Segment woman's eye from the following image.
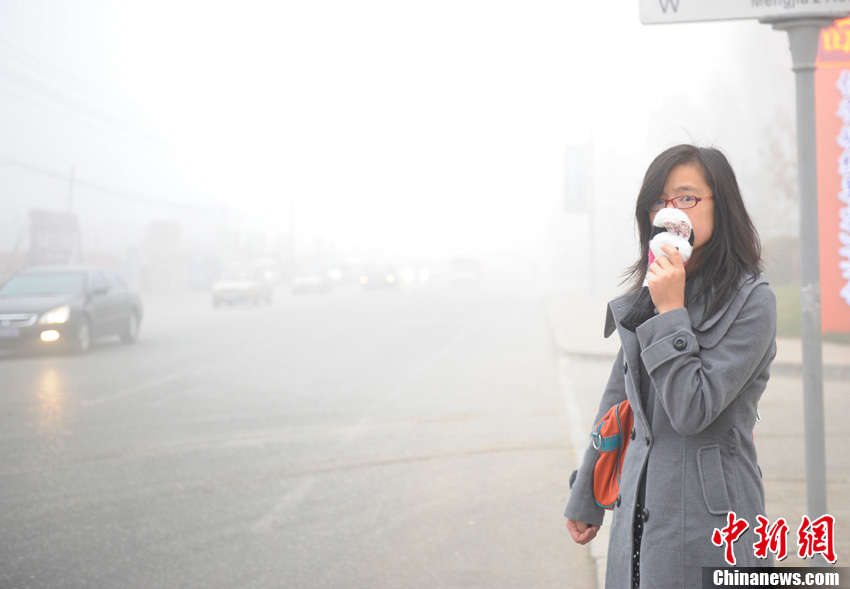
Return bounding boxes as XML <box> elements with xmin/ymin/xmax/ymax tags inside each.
<box><xmin>679</xmin><ymin>195</ymin><xmax>696</xmax><ymax>203</ymax></box>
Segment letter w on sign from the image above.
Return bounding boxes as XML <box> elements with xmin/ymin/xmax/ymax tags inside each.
<box><xmin>659</xmin><ymin>0</ymin><xmax>680</xmax><ymax>13</ymax></box>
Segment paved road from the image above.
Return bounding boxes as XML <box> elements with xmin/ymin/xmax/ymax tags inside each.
<box><xmin>0</xmin><ymin>278</ymin><xmax>595</xmax><ymax>588</ymax></box>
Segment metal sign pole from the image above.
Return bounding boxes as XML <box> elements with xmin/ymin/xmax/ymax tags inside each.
<box><xmin>761</xmin><ymin>15</ymin><xmax>834</xmax><ymax>537</ymax></box>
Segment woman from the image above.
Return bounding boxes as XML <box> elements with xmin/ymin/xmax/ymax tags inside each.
<box><xmin>563</xmin><ymin>144</ymin><xmax>777</xmax><ymax>588</ymax></box>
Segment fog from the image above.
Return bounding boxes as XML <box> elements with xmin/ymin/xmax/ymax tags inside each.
<box><xmin>0</xmin><ymin>1</ymin><xmax>795</xmax><ymax>293</ymax></box>
<box><xmin>4</xmin><ymin>4</ymin><xmax>842</xmax><ymax>587</ymax></box>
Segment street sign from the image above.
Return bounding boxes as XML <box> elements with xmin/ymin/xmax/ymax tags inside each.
<box><xmin>28</xmin><ymin>210</ymin><xmax>80</xmax><ymax>266</ymax></box>
<box><xmin>641</xmin><ymin>0</ymin><xmax>850</xmax><ymax>25</ymax></box>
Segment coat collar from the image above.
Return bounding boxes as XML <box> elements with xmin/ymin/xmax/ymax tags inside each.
<box><xmin>604</xmin><ymin>274</ymin><xmax>768</xmax><ymax>341</ymax></box>
<box><xmin>604</xmin><ymin>291</ymin><xmax>638</xmax><ymax>339</ymax></box>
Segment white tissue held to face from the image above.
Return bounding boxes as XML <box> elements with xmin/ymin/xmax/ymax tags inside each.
<box><xmin>649</xmin><ymin>208</ymin><xmax>694</xmax><ymax>265</ymax></box>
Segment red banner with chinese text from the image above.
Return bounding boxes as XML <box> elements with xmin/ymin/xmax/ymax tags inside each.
<box><xmin>816</xmin><ymin>19</ymin><xmax>850</xmax><ymax>334</ymax></box>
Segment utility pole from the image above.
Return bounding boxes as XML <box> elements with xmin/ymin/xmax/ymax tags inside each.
<box><xmin>761</xmin><ymin>16</ymin><xmax>836</xmax><ymax>560</ymax></box>
<box><xmin>289</xmin><ymin>200</ymin><xmax>297</xmax><ymax>273</ymax></box>
<box><xmin>68</xmin><ymin>165</ymin><xmax>75</xmax><ymax>212</ymax></box>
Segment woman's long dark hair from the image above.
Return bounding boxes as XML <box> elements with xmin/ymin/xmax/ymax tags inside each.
<box><xmin>623</xmin><ymin>144</ymin><xmax>763</xmax><ymax>322</ymax></box>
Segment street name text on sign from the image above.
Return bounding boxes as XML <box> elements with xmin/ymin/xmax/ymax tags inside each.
<box><xmin>641</xmin><ymin>0</ymin><xmax>850</xmax><ymax>25</ymax></box>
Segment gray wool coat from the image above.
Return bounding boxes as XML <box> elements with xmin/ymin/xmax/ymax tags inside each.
<box><xmin>564</xmin><ymin>275</ymin><xmax>777</xmax><ymax>588</ymax></box>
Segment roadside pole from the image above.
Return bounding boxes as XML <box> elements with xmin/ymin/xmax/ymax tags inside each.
<box><xmin>68</xmin><ymin>165</ymin><xmax>75</xmax><ymax>212</ymax></box>
<box><xmin>760</xmin><ymin>16</ymin><xmax>836</xmax><ymax>561</ymax></box>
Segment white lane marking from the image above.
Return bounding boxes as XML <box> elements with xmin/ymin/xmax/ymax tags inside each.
<box><xmin>559</xmin><ymin>356</ymin><xmax>591</xmax><ymax>462</ymax></box>
<box><xmin>252</xmin><ymin>477</ymin><xmax>317</xmax><ymax>532</ymax></box>
<box><xmin>80</xmin><ymin>372</ymin><xmax>191</xmax><ymax>407</ymax></box>
<box><xmin>432</xmin><ymin>313</ymin><xmax>487</xmax><ymax>361</ymax></box>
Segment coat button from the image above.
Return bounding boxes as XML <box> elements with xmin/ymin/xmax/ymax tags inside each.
<box><xmin>616</xmin><ymin>494</ymin><xmax>621</xmax><ymax>508</ymax></box>
<box><xmin>645</xmin><ymin>436</ymin><xmax>651</xmax><ymax>446</ymax></box>
<box><xmin>630</xmin><ymin>427</ymin><xmax>636</xmax><ymax>441</ymax></box>
<box><xmin>623</xmin><ymin>362</ymin><xmax>628</xmax><ymax>374</ymax></box>
<box><xmin>673</xmin><ymin>337</ymin><xmax>687</xmax><ymax>351</ymax></box>
<box><xmin>642</xmin><ymin>507</ymin><xmax>650</xmax><ymax>522</ymax></box>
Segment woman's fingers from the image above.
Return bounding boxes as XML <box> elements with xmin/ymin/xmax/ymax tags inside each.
<box><xmin>566</xmin><ymin>518</ymin><xmax>585</xmax><ymax>543</ymax></box>
<box><xmin>651</xmin><ymin>245</ymin><xmax>682</xmax><ymax>270</ymax></box>
<box><xmin>649</xmin><ymin>246</ymin><xmax>685</xmax><ymax>279</ymax></box>
<box><xmin>566</xmin><ymin>519</ymin><xmax>599</xmax><ymax>545</ymax></box>
<box><xmin>659</xmin><ymin>244</ymin><xmax>684</xmax><ymax>269</ymax></box>
<box><xmin>577</xmin><ymin>524</ymin><xmax>599</xmax><ymax>545</ymax></box>
<box><xmin>647</xmin><ymin>245</ymin><xmax>686</xmax><ymax>313</ymax></box>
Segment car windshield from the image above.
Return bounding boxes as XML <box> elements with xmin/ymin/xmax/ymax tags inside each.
<box><xmin>0</xmin><ymin>272</ymin><xmax>87</xmax><ymax>297</ymax></box>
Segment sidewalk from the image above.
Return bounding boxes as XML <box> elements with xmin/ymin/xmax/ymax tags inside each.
<box><xmin>548</xmin><ymin>290</ymin><xmax>850</xmax><ymax>585</ymax></box>
<box><xmin>546</xmin><ymin>290</ymin><xmax>850</xmax><ymax>378</ymax></box>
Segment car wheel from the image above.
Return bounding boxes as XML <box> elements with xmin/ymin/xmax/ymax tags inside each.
<box><xmin>70</xmin><ymin>318</ymin><xmax>91</xmax><ymax>354</ymax></box>
<box><xmin>120</xmin><ymin>313</ymin><xmax>140</xmax><ymax>344</ymax></box>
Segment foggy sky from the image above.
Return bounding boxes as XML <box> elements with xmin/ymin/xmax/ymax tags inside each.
<box><xmin>0</xmin><ymin>1</ymin><xmax>796</xmax><ymax>288</ymax></box>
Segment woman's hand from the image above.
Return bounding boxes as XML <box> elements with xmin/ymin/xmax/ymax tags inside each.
<box><xmin>566</xmin><ymin>518</ymin><xmax>600</xmax><ymax>545</ymax></box>
<box><xmin>647</xmin><ymin>244</ymin><xmax>686</xmax><ymax>314</ymax></box>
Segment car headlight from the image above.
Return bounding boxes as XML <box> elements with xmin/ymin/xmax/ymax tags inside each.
<box><xmin>39</xmin><ymin>306</ymin><xmax>70</xmax><ymax>325</ymax></box>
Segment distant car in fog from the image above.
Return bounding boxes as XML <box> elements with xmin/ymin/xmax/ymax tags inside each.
<box><xmin>358</xmin><ymin>266</ymin><xmax>399</xmax><ymax>289</ymax></box>
<box><xmin>291</xmin><ymin>270</ymin><xmax>332</xmax><ymax>295</ymax></box>
<box><xmin>212</xmin><ymin>265</ymin><xmax>273</xmax><ymax>307</ymax></box>
<box><xmin>0</xmin><ymin>266</ymin><xmax>143</xmax><ymax>353</ymax></box>
<box><xmin>398</xmin><ymin>264</ymin><xmax>431</xmax><ymax>285</ymax></box>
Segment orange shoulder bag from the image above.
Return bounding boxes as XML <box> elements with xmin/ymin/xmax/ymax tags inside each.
<box><xmin>591</xmin><ymin>400</ymin><xmax>633</xmax><ymax>510</ymax></box>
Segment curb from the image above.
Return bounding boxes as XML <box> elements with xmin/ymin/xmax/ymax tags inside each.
<box><xmin>544</xmin><ymin>291</ymin><xmax>850</xmax><ymax>382</ymax></box>
<box><xmin>554</xmin><ymin>347</ymin><xmax>850</xmax><ymax>381</ymax></box>
<box><xmin>768</xmin><ymin>362</ymin><xmax>850</xmax><ymax>381</ymax></box>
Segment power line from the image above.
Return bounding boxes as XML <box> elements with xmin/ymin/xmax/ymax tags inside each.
<box><xmin>0</xmin><ymin>156</ymin><xmax>220</xmax><ymax>216</ymax></box>
<box><xmin>0</xmin><ymin>40</ymin><xmax>182</xmax><ymax>152</ymax></box>
<box><xmin>0</xmin><ymin>44</ymin><xmax>226</xmax><ymax>219</ymax></box>
<box><xmin>0</xmin><ymin>65</ymin><xmax>178</xmax><ymax>151</ymax></box>
<box><xmin>0</xmin><ymin>39</ymin><xmax>146</xmax><ymax>122</ymax></box>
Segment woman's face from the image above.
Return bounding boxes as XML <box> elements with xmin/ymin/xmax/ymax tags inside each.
<box><xmin>649</xmin><ymin>163</ymin><xmax>715</xmax><ymax>253</ymax></box>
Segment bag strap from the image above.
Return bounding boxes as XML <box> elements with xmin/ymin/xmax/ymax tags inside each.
<box><xmin>590</xmin><ymin>401</ymin><xmax>626</xmax><ymax>452</ymax></box>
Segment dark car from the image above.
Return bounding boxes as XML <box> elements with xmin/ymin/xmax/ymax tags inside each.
<box><xmin>0</xmin><ymin>266</ymin><xmax>143</xmax><ymax>353</ymax></box>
